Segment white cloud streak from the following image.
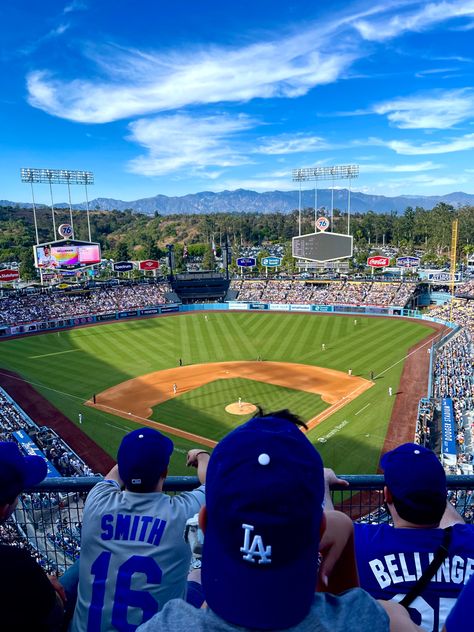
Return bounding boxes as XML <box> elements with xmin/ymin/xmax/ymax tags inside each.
<box><xmin>373</xmin><ymin>89</ymin><xmax>474</xmax><ymax>129</ymax></box>
<box><xmin>360</xmin><ymin>161</ymin><xmax>441</xmax><ymax>173</ymax></box>
<box><xmin>28</xmin><ymin>2</ymin><xmax>474</xmax><ymax>124</ymax></box>
<box><xmin>26</xmin><ymin>30</ymin><xmax>357</xmax><ymax>123</ymax></box>
<box><xmin>254</xmin><ymin>134</ymin><xmax>330</xmax><ymax>155</ymax></box>
<box><xmin>372</xmin><ymin>133</ymin><xmax>474</xmax><ymax>154</ymax></box>
<box><xmin>354</xmin><ymin>1</ymin><xmax>474</xmax><ymax>42</ymax></box>
<box><xmin>127</xmin><ymin>113</ymin><xmax>256</xmax><ymax>176</ymax></box>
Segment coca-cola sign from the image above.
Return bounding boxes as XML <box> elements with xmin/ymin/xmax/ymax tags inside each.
<box><xmin>0</xmin><ymin>269</ymin><xmax>20</xmax><ymax>282</ymax></box>
<box><xmin>367</xmin><ymin>256</ymin><xmax>390</xmax><ymax>268</ymax></box>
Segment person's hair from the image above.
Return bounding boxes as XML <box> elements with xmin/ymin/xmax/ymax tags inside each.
<box><xmin>252</xmin><ymin>407</ymin><xmax>308</xmax><ymax>430</ymax></box>
<box><xmin>0</xmin><ymin>492</ymin><xmax>18</xmax><ymax>507</ymax></box>
<box><xmin>392</xmin><ymin>492</ymin><xmax>445</xmax><ymax>525</ymax></box>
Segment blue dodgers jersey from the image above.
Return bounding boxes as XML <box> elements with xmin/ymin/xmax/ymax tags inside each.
<box><xmin>354</xmin><ymin>523</ymin><xmax>474</xmax><ymax>632</ymax></box>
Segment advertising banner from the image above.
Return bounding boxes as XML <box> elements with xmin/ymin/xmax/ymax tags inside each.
<box><xmin>311</xmin><ymin>305</ymin><xmax>333</xmax><ymax>312</ymax></box>
<box><xmin>249</xmin><ymin>302</ymin><xmax>268</xmax><ymax>310</ymax></box>
<box><xmin>141</xmin><ymin>308</ymin><xmax>160</xmax><ymax>315</ymax></box>
<box><xmin>97</xmin><ymin>313</ymin><xmax>117</xmax><ymax>321</ymax></box>
<box><xmin>290</xmin><ymin>304</ymin><xmax>312</xmax><ymax>311</ymax></box>
<box><xmin>237</xmin><ymin>257</ymin><xmax>256</xmax><ymax>267</ymax></box>
<box><xmin>396</xmin><ymin>256</ymin><xmax>420</xmax><ymax>268</ymax></box>
<box><xmin>367</xmin><ymin>256</ymin><xmax>390</xmax><ymax>267</ymax></box>
<box><xmin>139</xmin><ymin>260</ymin><xmax>160</xmax><ymax>271</ymax></box>
<box><xmin>118</xmin><ymin>310</ymin><xmax>138</xmax><ymax>319</ymax></box>
<box><xmin>228</xmin><ymin>302</ymin><xmax>248</xmax><ymax>310</ymax></box>
<box><xmin>261</xmin><ymin>257</ymin><xmax>282</xmax><ymax>267</ymax></box>
<box><xmin>269</xmin><ymin>303</ymin><xmax>290</xmax><ymax>311</ymax></box>
<box><xmin>114</xmin><ymin>261</ymin><xmax>134</xmax><ymax>272</ymax></box>
<box><xmin>160</xmin><ymin>304</ymin><xmax>180</xmax><ymax>313</ymax></box>
<box><xmin>0</xmin><ymin>269</ymin><xmax>20</xmax><ymax>282</ymax></box>
<box><xmin>441</xmin><ymin>398</ymin><xmax>456</xmax><ymax>464</ymax></box>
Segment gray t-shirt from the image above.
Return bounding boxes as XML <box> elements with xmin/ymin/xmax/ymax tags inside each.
<box><xmin>71</xmin><ymin>480</ymin><xmax>205</xmax><ymax>632</ymax></box>
<box><xmin>136</xmin><ymin>589</ymin><xmax>389</xmax><ymax>631</ymax></box>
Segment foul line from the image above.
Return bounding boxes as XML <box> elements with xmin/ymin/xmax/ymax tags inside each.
<box><xmin>355</xmin><ymin>403</ymin><xmax>370</xmax><ymax>416</ymax></box>
<box><xmin>30</xmin><ymin>349</ymin><xmax>83</xmax><ymax>359</ymax></box>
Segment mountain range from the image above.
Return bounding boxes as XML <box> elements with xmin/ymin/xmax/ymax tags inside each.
<box><xmin>2</xmin><ymin>188</ymin><xmax>473</xmax><ymax>215</ymax></box>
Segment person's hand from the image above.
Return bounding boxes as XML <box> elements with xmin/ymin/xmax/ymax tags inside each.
<box><xmin>48</xmin><ymin>575</ymin><xmax>67</xmax><ymax>607</ymax></box>
<box><xmin>186</xmin><ymin>449</ymin><xmax>209</xmax><ymax>468</ymax></box>
<box><xmin>324</xmin><ymin>468</ymin><xmax>349</xmax><ymax>489</ymax></box>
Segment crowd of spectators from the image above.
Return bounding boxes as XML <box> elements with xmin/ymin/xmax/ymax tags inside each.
<box><xmin>456</xmin><ymin>279</ymin><xmax>474</xmax><ymax>296</ymax></box>
<box><xmin>414</xmin><ymin>400</ymin><xmax>433</xmax><ymax>448</ymax></box>
<box><xmin>0</xmin><ymin>281</ymin><xmax>171</xmax><ymax>326</ymax></box>
<box><xmin>230</xmin><ymin>279</ymin><xmax>417</xmax><ymax>307</ymax></box>
<box><xmin>0</xmin><ymin>388</ymin><xmax>93</xmax><ymax>571</ymax></box>
<box><xmin>430</xmin><ymin>298</ymin><xmax>474</xmax><ymax>337</ymax></box>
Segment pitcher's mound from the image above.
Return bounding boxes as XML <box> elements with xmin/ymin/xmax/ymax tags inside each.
<box><xmin>225</xmin><ymin>402</ymin><xmax>257</xmax><ymax>415</ymax></box>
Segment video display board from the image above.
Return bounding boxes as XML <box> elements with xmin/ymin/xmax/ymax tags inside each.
<box><xmin>34</xmin><ymin>240</ymin><xmax>101</xmax><ymax>270</ymax></box>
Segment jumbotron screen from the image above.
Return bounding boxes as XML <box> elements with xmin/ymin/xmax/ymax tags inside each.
<box><xmin>34</xmin><ymin>241</ymin><xmax>101</xmax><ymax>270</ymax></box>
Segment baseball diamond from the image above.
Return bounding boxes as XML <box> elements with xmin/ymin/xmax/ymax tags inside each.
<box><xmin>0</xmin><ymin>311</ymin><xmax>445</xmax><ymax>476</ymax></box>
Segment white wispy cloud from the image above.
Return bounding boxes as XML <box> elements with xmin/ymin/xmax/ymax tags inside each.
<box><xmin>373</xmin><ymin>89</ymin><xmax>474</xmax><ymax>129</ymax></box>
<box><xmin>127</xmin><ymin>113</ymin><xmax>256</xmax><ymax>176</ymax></box>
<box><xmin>254</xmin><ymin>134</ymin><xmax>330</xmax><ymax>155</ymax></box>
<box><xmin>380</xmin><ymin>133</ymin><xmax>474</xmax><ymax>155</ymax></box>
<box><xmin>354</xmin><ymin>1</ymin><xmax>474</xmax><ymax>42</ymax></box>
<box><xmin>360</xmin><ymin>161</ymin><xmax>441</xmax><ymax>173</ymax></box>
<box><xmin>64</xmin><ymin>1</ymin><xmax>87</xmax><ymax>14</ymax></box>
<box><xmin>26</xmin><ymin>26</ymin><xmax>357</xmax><ymax>124</ymax></box>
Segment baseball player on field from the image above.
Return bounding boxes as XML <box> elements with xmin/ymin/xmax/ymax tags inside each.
<box><xmin>70</xmin><ymin>427</ymin><xmax>210</xmax><ymax>632</ymax></box>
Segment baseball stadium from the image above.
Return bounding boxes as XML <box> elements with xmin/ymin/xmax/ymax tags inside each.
<box><xmin>0</xmin><ymin>217</ymin><xmax>473</xmax><ymax>630</ymax></box>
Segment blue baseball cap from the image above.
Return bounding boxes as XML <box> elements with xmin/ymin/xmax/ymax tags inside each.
<box><xmin>118</xmin><ymin>427</ymin><xmax>173</xmax><ymax>492</ymax></box>
<box><xmin>0</xmin><ymin>442</ymin><xmax>48</xmax><ymax>503</ymax></box>
<box><xmin>381</xmin><ymin>443</ymin><xmax>447</xmax><ymax>518</ymax></box>
<box><xmin>202</xmin><ymin>416</ymin><xmax>325</xmax><ymax>630</ymax></box>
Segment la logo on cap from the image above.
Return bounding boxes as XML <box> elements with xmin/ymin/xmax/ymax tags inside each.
<box><xmin>240</xmin><ymin>524</ymin><xmax>272</xmax><ymax>564</ymax></box>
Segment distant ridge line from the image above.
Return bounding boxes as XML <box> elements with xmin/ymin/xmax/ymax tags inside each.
<box><xmin>2</xmin><ymin>188</ymin><xmax>473</xmax><ymax>215</ymax></box>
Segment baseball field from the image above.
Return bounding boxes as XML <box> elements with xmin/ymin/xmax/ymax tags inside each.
<box><xmin>0</xmin><ymin>311</ymin><xmax>442</xmax><ymax>475</ymax></box>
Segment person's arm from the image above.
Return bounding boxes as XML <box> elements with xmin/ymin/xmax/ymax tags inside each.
<box><xmin>104</xmin><ymin>464</ymin><xmax>124</xmax><ymax>487</ymax></box>
<box><xmin>323</xmin><ymin>467</ymin><xmax>349</xmax><ymax>510</ymax></box>
<box><xmin>317</xmin><ymin>510</ymin><xmax>359</xmax><ymax>593</ymax></box>
<box><xmin>378</xmin><ymin>600</ymin><xmax>424</xmax><ymax>631</ymax></box>
<box><xmin>186</xmin><ymin>449</ymin><xmax>210</xmax><ymax>484</ymax></box>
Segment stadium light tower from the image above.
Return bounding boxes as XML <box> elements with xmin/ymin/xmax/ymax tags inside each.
<box><xmin>292</xmin><ymin>164</ymin><xmax>359</xmax><ymax>235</ymax></box>
<box><xmin>21</xmin><ymin>168</ymin><xmax>95</xmax><ymax>242</ymax></box>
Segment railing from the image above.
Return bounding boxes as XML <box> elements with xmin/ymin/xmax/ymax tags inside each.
<box><xmin>7</xmin><ymin>476</ymin><xmax>473</xmax><ymax>574</ymax></box>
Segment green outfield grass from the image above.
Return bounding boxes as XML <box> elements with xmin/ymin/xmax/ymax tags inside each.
<box><xmin>0</xmin><ymin>312</ymin><xmax>433</xmax><ymax>475</ymax></box>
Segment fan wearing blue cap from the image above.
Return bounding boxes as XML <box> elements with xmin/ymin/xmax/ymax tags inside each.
<box><xmin>137</xmin><ymin>414</ymin><xmax>421</xmax><ymax>632</ymax></box>
<box><xmin>0</xmin><ymin>441</ymin><xmax>65</xmax><ymax>631</ymax></box>
<box><xmin>71</xmin><ymin>427</ymin><xmax>210</xmax><ymax>632</ymax></box>
<box><xmin>348</xmin><ymin>443</ymin><xmax>474</xmax><ymax>632</ymax></box>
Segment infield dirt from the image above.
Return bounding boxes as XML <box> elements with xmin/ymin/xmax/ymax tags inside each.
<box><xmin>88</xmin><ymin>361</ymin><xmax>373</xmax><ymax>446</ymax></box>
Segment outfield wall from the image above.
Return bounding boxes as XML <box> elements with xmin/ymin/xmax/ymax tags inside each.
<box><xmin>0</xmin><ymin>300</ymin><xmax>458</xmax><ymax>339</ymax></box>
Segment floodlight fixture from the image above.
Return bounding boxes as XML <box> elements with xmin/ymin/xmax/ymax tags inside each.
<box><xmin>292</xmin><ymin>165</ymin><xmax>359</xmax><ymax>182</ymax></box>
<box><xmin>21</xmin><ymin>168</ymin><xmax>94</xmax><ymax>185</ymax></box>
<box><xmin>21</xmin><ymin>167</ymin><xmax>95</xmax><ymax>247</ymax></box>
<box><xmin>291</xmin><ymin>164</ymin><xmax>359</xmax><ymax>235</ymax></box>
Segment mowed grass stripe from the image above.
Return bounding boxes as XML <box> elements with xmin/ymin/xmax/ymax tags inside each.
<box><xmin>221</xmin><ymin>313</ymin><xmax>258</xmax><ymax>360</ymax></box>
<box><xmin>0</xmin><ymin>313</ymin><xmax>434</xmax><ymax>473</ymax></box>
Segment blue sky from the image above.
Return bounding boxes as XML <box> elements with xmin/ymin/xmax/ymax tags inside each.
<box><xmin>2</xmin><ymin>0</ymin><xmax>474</xmax><ymax>204</ymax></box>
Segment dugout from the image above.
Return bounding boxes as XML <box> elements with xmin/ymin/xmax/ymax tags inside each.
<box><xmin>171</xmin><ymin>272</ymin><xmax>230</xmax><ymax>304</ymax></box>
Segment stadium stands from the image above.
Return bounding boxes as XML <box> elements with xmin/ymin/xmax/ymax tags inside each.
<box><xmin>230</xmin><ymin>278</ymin><xmax>417</xmax><ymax>307</ymax></box>
<box><xmin>0</xmin><ymin>281</ymin><xmax>171</xmax><ymax>326</ymax></box>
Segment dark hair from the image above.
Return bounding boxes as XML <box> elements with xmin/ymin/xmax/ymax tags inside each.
<box><xmin>392</xmin><ymin>493</ymin><xmax>446</xmax><ymax>526</ymax></box>
<box><xmin>252</xmin><ymin>407</ymin><xmax>308</xmax><ymax>430</ymax></box>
